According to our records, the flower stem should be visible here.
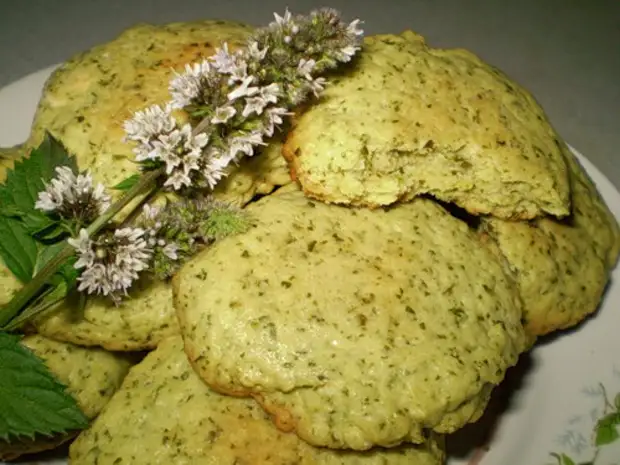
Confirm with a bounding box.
[0,168,164,328]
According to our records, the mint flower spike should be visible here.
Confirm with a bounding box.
[137,198,250,280]
[68,227,152,304]
[122,8,364,194]
[35,166,111,223]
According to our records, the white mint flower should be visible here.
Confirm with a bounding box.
[297,58,316,80]
[68,229,96,269]
[241,84,279,117]
[169,72,202,109]
[228,131,265,159]
[211,43,237,74]
[133,144,158,163]
[70,227,152,303]
[114,227,152,273]
[228,60,249,83]
[273,9,292,26]
[211,105,237,124]
[78,264,111,297]
[260,83,280,104]
[164,171,193,191]
[227,76,259,101]
[338,45,359,63]
[307,77,327,97]
[186,60,212,77]
[35,166,110,220]
[123,104,176,143]
[347,19,364,37]
[149,124,209,190]
[246,41,268,61]
[263,107,291,137]
[242,96,268,117]
[162,243,179,260]
[35,189,63,212]
[202,155,231,189]
[169,60,214,109]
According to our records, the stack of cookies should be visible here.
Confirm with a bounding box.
[1,20,618,465]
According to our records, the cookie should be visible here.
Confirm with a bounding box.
[70,336,445,465]
[481,147,620,336]
[175,188,526,450]
[283,32,570,220]
[33,276,178,351]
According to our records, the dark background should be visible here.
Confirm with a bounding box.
[0,0,618,187]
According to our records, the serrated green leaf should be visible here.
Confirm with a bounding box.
[614,392,620,411]
[0,204,24,217]
[5,208,60,238]
[0,132,77,234]
[0,216,38,283]
[112,174,140,191]
[595,412,620,445]
[0,333,88,441]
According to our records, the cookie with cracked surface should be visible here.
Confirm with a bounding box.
[283,32,570,220]
[70,336,445,465]
[175,187,526,450]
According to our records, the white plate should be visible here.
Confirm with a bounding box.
[1,68,619,465]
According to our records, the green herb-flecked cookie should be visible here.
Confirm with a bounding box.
[283,32,570,220]
[174,186,526,450]
[70,336,445,465]
[480,147,620,337]
[32,276,177,351]
[0,334,133,461]
[0,244,178,351]
[25,20,291,207]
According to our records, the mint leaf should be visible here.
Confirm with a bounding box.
[0,217,37,283]
[0,333,88,441]
[614,392,620,411]
[0,133,77,234]
[5,208,59,239]
[32,220,66,243]
[595,412,620,445]
[112,174,140,191]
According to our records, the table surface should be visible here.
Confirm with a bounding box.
[0,0,618,189]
